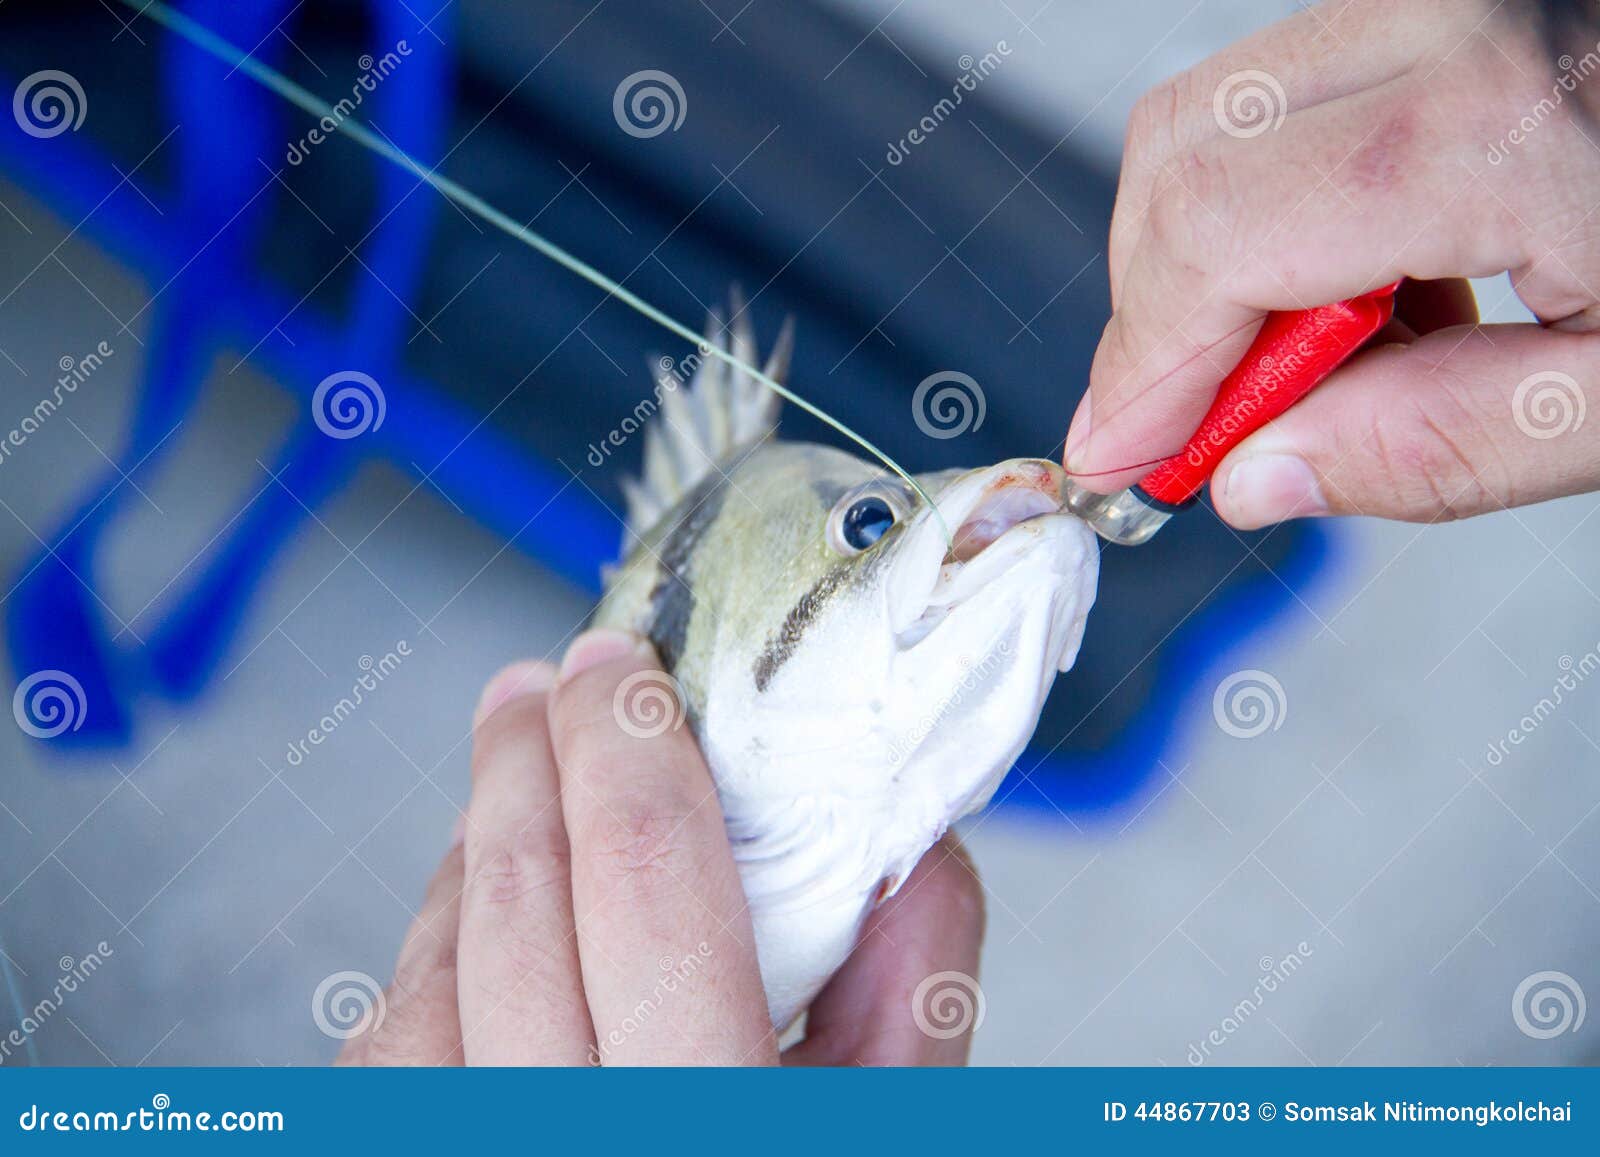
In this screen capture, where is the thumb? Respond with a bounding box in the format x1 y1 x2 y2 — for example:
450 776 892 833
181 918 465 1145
783 834 986 1067
1211 325 1600 528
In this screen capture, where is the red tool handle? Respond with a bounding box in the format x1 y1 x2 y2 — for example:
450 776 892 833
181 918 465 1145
1135 283 1400 508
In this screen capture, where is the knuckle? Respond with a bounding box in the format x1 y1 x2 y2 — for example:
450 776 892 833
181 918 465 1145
1339 99 1423 198
1471 32 1562 136
1116 74 1200 292
1143 146 1234 272
464 832 576 979
470 828 572 910
581 805 699 886
1362 385 1508 521
1126 75 1187 164
1140 180 1188 259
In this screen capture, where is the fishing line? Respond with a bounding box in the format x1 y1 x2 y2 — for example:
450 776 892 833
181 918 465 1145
117 0 951 539
1064 452 1182 479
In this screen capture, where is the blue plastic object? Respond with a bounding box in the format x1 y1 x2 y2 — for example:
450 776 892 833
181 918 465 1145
0 0 1326 826
3 2 603 743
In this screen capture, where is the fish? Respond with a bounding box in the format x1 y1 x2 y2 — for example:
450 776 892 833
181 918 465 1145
593 299 1100 1029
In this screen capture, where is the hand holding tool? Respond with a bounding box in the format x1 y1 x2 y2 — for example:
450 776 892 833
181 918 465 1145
1065 283 1401 544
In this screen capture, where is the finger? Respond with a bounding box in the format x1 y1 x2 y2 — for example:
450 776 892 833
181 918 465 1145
1073 74 1536 491
1111 0 1430 297
338 841 466 1067
549 630 776 1066
455 661 596 1066
1211 323 1600 527
785 834 986 1067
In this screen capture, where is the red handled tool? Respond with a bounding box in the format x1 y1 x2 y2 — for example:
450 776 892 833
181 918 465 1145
1064 282 1400 544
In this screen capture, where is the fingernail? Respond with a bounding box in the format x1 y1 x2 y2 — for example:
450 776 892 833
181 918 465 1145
559 628 648 681
1064 389 1094 470
475 660 556 723
1220 453 1328 527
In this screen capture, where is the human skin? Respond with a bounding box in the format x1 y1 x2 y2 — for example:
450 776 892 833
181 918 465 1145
1066 0 1600 528
337 630 987 1066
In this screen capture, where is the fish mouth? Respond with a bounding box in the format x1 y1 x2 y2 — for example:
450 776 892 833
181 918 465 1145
891 459 1091 652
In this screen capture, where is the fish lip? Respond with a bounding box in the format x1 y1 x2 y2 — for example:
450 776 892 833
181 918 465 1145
889 459 1082 646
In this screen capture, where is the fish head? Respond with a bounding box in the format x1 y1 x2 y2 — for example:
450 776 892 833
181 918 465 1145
701 445 1098 845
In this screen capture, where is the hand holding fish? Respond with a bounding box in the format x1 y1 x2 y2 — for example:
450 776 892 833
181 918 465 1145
1068 0 1600 527
336 632 985 1067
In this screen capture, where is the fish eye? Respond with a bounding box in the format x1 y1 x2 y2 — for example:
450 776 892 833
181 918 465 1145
828 486 903 555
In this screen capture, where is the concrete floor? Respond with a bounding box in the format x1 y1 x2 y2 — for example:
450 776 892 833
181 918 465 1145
3 0 1598 1066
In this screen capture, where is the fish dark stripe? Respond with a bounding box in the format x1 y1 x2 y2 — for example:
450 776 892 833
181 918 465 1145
753 564 849 693
647 473 729 672
809 476 852 509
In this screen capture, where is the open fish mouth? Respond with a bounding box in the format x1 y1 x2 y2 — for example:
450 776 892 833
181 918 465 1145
891 459 1089 652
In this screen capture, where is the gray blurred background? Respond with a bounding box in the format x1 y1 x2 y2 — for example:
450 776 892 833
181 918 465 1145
1 0 1597 1066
